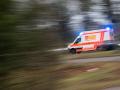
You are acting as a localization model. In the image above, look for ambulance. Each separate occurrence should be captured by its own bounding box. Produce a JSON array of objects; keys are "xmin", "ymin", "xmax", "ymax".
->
[{"xmin": 68, "ymin": 29, "xmax": 116, "ymax": 53}]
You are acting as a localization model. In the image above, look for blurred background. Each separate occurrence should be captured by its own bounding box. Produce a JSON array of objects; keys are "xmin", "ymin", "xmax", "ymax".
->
[{"xmin": 0, "ymin": 0, "xmax": 120, "ymax": 90}]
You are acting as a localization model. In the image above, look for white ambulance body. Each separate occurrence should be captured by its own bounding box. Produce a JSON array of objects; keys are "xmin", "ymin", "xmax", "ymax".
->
[{"xmin": 68, "ymin": 29, "xmax": 116, "ymax": 53}]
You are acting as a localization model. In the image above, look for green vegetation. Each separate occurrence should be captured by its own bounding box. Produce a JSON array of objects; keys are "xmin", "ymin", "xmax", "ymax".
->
[
  {"xmin": 59, "ymin": 50, "xmax": 120, "ymax": 60},
  {"xmin": 58, "ymin": 62, "xmax": 120, "ymax": 90}
]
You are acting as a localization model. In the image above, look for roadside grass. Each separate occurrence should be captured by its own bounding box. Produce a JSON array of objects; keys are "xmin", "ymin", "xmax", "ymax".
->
[
  {"xmin": 57, "ymin": 62, "xmax": 120, "ymax": 90},
  {"xmin": 59, "ymin": 50, "xmax": 120, "ymax": 60},
  {"xmin": 2, "ymin": 59, "xmax": 120, "ymax": 90}
]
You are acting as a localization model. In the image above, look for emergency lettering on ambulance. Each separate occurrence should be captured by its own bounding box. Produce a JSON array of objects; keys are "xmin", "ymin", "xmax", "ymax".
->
[{"xmin": 68, "ymin": 29, "xmax": 116, "ymax": 54}]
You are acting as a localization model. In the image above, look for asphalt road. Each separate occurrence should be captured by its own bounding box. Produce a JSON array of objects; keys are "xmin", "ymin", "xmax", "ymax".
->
[{"xmin": 64, "ymin": 56, "xmax": 120, "ymax": 64}]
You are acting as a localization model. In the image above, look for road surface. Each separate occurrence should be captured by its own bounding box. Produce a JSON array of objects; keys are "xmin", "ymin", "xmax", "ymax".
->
[{"xmin": 63, "ymin": 56, "xmax": 120, "ymax": 64}]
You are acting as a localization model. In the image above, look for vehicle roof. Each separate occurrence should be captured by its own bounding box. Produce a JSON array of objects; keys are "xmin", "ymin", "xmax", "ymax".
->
[{"xmin": 79, "ymin": 29, "xmax": 109, "ymax": 35}]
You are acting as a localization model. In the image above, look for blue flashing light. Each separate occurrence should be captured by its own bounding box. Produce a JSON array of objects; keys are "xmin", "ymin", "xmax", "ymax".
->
[{"xmin": 101, "ymin": 23, "xmax": 113, "ymax": 30}]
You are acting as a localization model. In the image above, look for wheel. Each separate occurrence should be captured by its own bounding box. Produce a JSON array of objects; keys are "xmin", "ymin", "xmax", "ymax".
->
[
  {"xmin": 97, "ymin": 44, "xmax": 117, "ymax": 51},
  {"xmin": 106, "ymin": 44, "xmax": 117, "ymax": 50},
  {"xmin": 69, "ymin": 48, "xmax": 76, "ymax": 54},
  {"xmin": 96, "ymin": 45, "xmax": 107, "ymax": 51}
]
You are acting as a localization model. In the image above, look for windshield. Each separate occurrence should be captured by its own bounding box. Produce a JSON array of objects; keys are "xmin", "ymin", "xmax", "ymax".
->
[{"xmin": 74, "ymin": 38, "xmax": 81, "ymax": 44}]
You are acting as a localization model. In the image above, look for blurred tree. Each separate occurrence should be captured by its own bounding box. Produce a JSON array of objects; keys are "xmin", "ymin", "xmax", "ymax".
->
[
  {"xmin": 80, "ymin": 0, "xmax": 91, "ymax": 11},
  {"xmin": 0, "ymin": 0, "xmax": 65, "ymax": 90},
  {"xmin": 104, "ymin": 0, "xmax": 115, "ymax": 23}
]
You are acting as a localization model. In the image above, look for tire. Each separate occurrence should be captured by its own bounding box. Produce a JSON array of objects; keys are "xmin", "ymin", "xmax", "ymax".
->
[
  {"xmin": 69, "ymin": 48, "xmax": 76, "ymax": 54},
  {"xmin": 97, "ymin": 44, "xmax": 117, "ymax": 51},
  {"xmin": 97, "ymin": 46, "xmax": 107, "ymax": 51},
  {"xmin": 106, "ymin": 44, "xmax": 117, "ymax": 50}
]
